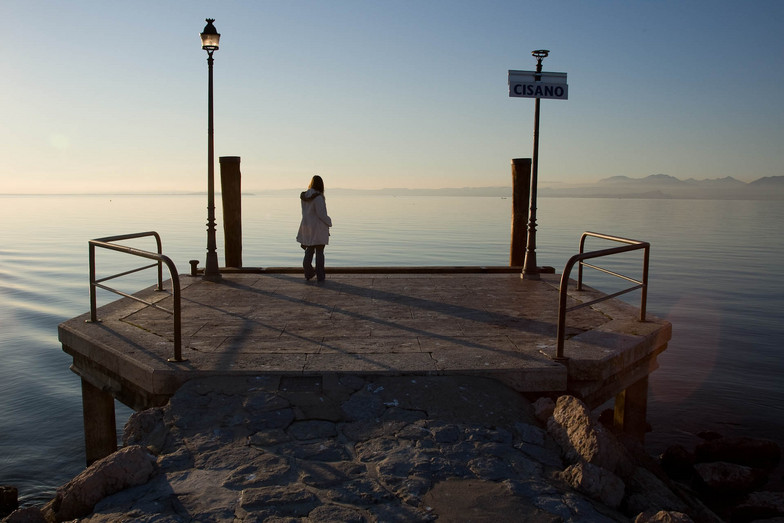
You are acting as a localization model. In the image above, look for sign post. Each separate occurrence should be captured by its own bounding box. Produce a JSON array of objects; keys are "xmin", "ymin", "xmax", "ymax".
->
[{"xmin": 508, "ymin": 50, "xmax": 568, "ymax": 280}]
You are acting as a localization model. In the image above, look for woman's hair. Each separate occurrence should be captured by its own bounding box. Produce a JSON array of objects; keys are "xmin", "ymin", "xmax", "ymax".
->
[{"xmin": 309, "ymin": 175, "xmax": 325, "ymax": 193}]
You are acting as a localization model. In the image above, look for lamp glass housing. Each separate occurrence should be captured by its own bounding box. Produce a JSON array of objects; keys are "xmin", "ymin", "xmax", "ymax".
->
[
  {"xmin": 200, "ymin": 19, "xmax": 220, "ymax": 51},
  {"xmin": 201, "ymin": 32, "xmax": 220, "ymax": 50}
]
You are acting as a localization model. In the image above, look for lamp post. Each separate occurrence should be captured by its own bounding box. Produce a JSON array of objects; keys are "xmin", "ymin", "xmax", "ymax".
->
[
  {"xmin": 522, "ymin": 49, "xmax": 549, "ymax": 281},
  {"xmin": 200, "ymin": 18, "xmax": 222, "ymax": 282}
]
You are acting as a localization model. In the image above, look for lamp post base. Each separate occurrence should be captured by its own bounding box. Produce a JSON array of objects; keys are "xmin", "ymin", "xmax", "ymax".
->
[
  {"xmin": 203, "ymin": 252, "xmax": 222, "ymax": 283},
  {"xmin": 203, "ymin": 272, "xmax": 222, "ymax": 283}
]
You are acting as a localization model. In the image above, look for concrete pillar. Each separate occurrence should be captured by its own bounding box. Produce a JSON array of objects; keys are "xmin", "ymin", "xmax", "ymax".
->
[
  {"xmin": 613, "ymin": 375, "xmax": 649, "ymax": 441},
  {"xmin": 219, "ymin": 156, "xmax": 243, "ymax": 268},
  {"xmin": 81, "ymin": 378, "xmax": 117, "ymax": 465},
  {"xmin": 510, "ymin": 158, "xmax": 531, "ymax": 267}
]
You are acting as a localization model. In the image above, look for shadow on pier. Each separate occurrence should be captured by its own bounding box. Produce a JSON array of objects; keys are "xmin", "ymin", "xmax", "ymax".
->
[{"xmin": 59, "ymin": 268, "xmax": 670, "ymax": 464}]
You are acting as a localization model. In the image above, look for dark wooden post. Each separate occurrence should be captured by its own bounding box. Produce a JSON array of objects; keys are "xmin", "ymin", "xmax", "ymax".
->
[
  {"xmin": 81, "ymin": 378, "xmax": 117, "ymax": 465},
  {"xmin": 613, "ymin": 375, "xmax": 649, "ymax": 442},
  {"xmin": 510, "ymin": 158, "xmax": 532, "ymax": 267},
  {"xmin": 219, "ymin": 156, "xmax": 242, "ymax": 268}
]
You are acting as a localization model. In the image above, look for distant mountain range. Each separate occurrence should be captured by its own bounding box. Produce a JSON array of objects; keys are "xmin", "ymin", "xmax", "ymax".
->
[
  {"xmin": 348, "ymin": 175, "xmax": 784, "ymax": 200},
  {"xmin": 252, "ymin": 174, "xmax": 784, "ymax": 200},
  {"xmin": 538, "ymin": 174, "xmax": 784, "ymax": 200}
]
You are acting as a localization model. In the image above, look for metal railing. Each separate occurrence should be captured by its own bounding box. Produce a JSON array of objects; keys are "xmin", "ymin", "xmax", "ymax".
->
[
  {"xmin": 555, "ymin": 232, "xmax": 650, "ymax": 361},
  {"xmin": 88, "ymin": 232, "xmax": 184, "ymax": 362}
]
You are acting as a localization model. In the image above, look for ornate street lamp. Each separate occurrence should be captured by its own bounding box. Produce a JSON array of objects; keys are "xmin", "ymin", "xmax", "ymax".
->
[
  {"xmin": 522, "ymin": 49, "xmax": 549, "ymax": 280},
  {"xmin": 200, "ymin": 18, "xmax": 222, "ymax": 282}
]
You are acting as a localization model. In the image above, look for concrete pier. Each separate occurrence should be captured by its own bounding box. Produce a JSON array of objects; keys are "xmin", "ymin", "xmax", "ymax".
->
[{"xmin": 59, "ymin": 269, "xmax": 670, "ymax": 463}]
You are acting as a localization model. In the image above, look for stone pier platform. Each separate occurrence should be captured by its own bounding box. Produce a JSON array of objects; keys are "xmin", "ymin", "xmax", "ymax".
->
[{"xmin": 59, "ymin": 269, "xmax": 671, "ymax": 463}]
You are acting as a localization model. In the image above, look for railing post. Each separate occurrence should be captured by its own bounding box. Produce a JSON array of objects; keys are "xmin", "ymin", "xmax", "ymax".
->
[
  {"xmin": 641, "ymin": 244, "xmax": 650, "ymax": 321},
  {"xmin": 556, "ymin": 281, "xmax": 568, "ymax": 360},
  {"xmin": 89, "ymin": 242, "xmax": 97, "ymax": 323},
  {"xmin": 163, "ymin": 256, "xmax": 184, "ymax": 362},
  {"xmin": 172, "ymin": 283, "xmax": 182, "ymax": 362},
  {"xmin": 556, "ymin": 256, "xmax": 578, "ymax": 362},
  {"xmin": 154, "ymin": 232, "xmax": 164, "ymax": 291},
  {"xmin": 577, "ymin": 232, "xmax": 588, "ymax": 290}
]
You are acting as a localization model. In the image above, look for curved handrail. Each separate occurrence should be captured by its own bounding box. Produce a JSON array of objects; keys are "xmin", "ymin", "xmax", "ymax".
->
[
  {"xmin": 555, "ymin": 232, "xmax": 650, "ymax": 361},
  {"xmin": 88, "ymin": 232, "xmax": 184, "ymax": 362}
]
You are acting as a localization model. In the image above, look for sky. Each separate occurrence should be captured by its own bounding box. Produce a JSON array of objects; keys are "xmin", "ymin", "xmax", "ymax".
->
[{"xmin": 3, "ymin": 1, "xmax": 783, "ymax": 193}]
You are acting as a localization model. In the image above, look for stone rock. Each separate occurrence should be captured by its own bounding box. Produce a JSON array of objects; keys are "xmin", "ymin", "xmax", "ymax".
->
[
  {"xmin": 515, "ymin": 421, "xmax": 546, "ymax": 446},
  {"xmin": 235, "ymin": 485, "xmax": 320, "ymax": 520},
  {"xmin": 533, "ymin": 397, "xmax": 555, "ymax": 422},
  {"xmin": 324, "ymin": 478, "xmax": 395, "ymax": 506},
  {"xmin": 547, "ymin": 395, "xmax": 633, "ymax": 478},
  {"xmin": 248, "ymin": 427, "xmax": 289, "ymax": 447},
  {"xmin": 0, "ymin": 486, "xmax": 18, "ymax": 517},
  {"xmin": 624, "ymin": 466, "xmax": 688, "ymax": 516},
  {"xmin": 660, "ymin": 444, "xmax": 695, "ymax": 480},
  {"xmin": 2, "ymin": 506, "xmax": 47, "ymax": 523},
  {"xmin": 696, "ymin": 431, "xmax": 723, "ymax": 441},
  {"xmin": 372, "ymin": 375, "xmax": 536, "ymax": 427},
  {"xmin": 732, "ymin": 490, "xmax": 784, "ymax": 521},
  {"xmin": 559, "ymin": 460, "xmax": 625, "ymax": 509},
  {"xmin": 695, "ymin": 436, "xmax": 781, "ymax": 469},
  {"xmin": 633, "ymin": 510, "xmax": 694, "ymax": 522},
  {"xmin": 306, "ymin": 503, "xmax": 368, "ymax": 523},
  {"xmin": 242, "ymin": 388, "xmax": 291, "ymax": 413},
  {"xmin": 221, "ymin": 453, "xmax": 292, "ymax": 489},
  {"xmin": 246, "ymin": 406, "xmax": 295, "ymax": 431},
  {"xmin": 287, "ymin": 419, "xmax": 337, "ymax": 440},
  {"xmin": 41, "ymin": 445, "xmax": 156, "ymax": 522},
  {"xmin": 422, "ymin": 478, "xmax": 561, "ymax": 522},
  {"xmin": 122, "ymin": 407, "xmax": 168, "ymax": 453},
  {"xmin": 32, "ymin": 376, "xmax": 707, "ymax": 522},
  {"xmin": 693, "ymin": 461, "xmax": 768, "ymax": 495},
  {"xmin": 340, "ymin": 386, "xmax": 386, "ymax": 421},
  {"xmin": 430, "ymin": 422, "xmax": 461, "ymax": 444},
  {"xmin": 298, "ymin": 461, "xmax": 363, "ymax": 488}
]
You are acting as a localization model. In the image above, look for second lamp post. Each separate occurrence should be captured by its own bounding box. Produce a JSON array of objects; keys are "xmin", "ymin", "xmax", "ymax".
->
[
  {"xmin": 200, "ymin": 18, "xmax": 222, "ymax": 282},
  {"xmin": 522, "ymin": 49, "xmax": 549, "ymax": 280}
]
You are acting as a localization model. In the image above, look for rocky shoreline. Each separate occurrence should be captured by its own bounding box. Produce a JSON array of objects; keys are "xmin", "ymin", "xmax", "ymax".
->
[{"xmin": 2, "ymin": 375, "xmax": 781, "ymax": 522}]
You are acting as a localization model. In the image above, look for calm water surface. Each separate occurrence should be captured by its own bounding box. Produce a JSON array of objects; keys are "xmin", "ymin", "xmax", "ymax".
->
[{"xmin": 1, "ymin": 194, "xmax": 782, "ymax": 505}]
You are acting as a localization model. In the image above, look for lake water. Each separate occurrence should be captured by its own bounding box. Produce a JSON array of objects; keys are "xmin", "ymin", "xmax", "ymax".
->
[{"xmin": 1, "ymin": 194, "xmax": 782, "ymax": 506}]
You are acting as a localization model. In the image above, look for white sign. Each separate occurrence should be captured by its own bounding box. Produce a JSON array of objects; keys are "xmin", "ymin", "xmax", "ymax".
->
[{"xmin": 508, "ymin": 70, "xmax": 568, "ymax": 100}]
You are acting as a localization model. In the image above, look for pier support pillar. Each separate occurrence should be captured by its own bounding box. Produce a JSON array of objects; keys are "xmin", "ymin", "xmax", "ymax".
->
[
  {"xmin": 220, "ymin": 156, "xmax": 243, "ymax": 268},
  {"xmin": 81, "ymin": 378, "xmax": 117, "ymax": 465},
  {"xmin": 613, "ymin": 375, "xmax": 648, "ymax": 442},
  {"xmin": 510, "ymin": 158, "xmax": 531, "ymax": 267}
]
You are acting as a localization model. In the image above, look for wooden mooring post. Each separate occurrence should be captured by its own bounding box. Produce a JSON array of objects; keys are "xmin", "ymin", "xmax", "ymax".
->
[
  {"xmin": 510, "ymin": 158, "xmax": 531, "ymax": 267},
  {"xmin": 220, "ymin": 156, "xmax": 243, "ymax": 268}
]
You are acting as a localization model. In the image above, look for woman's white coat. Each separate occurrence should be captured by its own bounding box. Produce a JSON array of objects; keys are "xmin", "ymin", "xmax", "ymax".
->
[{"xmin": 296, "ymin": 189, "xmax": 332, "ymax": 246}]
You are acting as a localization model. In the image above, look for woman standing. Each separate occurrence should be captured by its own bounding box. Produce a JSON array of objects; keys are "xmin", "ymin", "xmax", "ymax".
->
[{"xmin": 296, "ymin": 175, "xmax": 332, "ymax": 282}]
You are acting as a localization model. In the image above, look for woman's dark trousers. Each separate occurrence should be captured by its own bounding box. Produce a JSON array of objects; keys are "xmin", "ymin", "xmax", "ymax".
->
[{"xmin": 303, "ymin": 245, "xmax": 325, "ymax": 281}]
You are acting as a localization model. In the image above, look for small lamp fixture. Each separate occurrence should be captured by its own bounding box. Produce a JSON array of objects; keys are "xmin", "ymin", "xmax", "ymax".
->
[
  {"xmin": 531, "ymin": 49, "xmax": 550, "ymax": 60},
  {"xmin": 532, "ymin": 50, "xmax": 549, "ymax": 76},
  {"xmin": 200, "ymin": 18, "xmax": 220, "ymax": 51}
]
